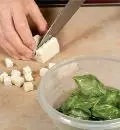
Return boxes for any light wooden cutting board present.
[0,7,120,130]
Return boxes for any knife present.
[37,0,85,48]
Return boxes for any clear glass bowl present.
[38,57,120,130]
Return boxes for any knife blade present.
[37,0,85,48]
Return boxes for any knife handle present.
[35,0,68,7]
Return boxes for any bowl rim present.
[38,56,120,129]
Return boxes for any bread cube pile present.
[1,57,56,92]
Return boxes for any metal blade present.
[37,0,85,48]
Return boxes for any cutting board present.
[0,7,120,130]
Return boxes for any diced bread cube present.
[23,66,32,75]
[24,73,33,81]
[4,58,13,68]
[0,72,8,83]
[35,37,60,63]
[4,76,12,87]
[34,35,41,46]
[11,76,24,87]
[11,69,21,77]
[23,82,34,92]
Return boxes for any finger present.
[0,11,33,59]
[20,56,31,61]
[1,45,19,59]
[0,24,21,59]
[1,41,30,60]
[3,43,21,59]
[0,43,13,58]
[28,2,48,35]
[0,35,21,59]
[12,3,35,50]
[0,40,20,59]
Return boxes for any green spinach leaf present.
[92,104,120,120]
[68,109,90,120]
[73,74,106,97]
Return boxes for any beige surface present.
[0,7,120,130]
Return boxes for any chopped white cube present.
[33,35,41,54]
[11,69,21,77]
[23,82,34,92]
[23,66,33,81]
[48,63,56,69]
[23,66,32,75]
[24,73,33,81]
[4,58,13,68]
[40,68,48,77]
[0,72,8,83]
[35,37,60,63]
[4,76,12,87]
[11,76,24,87]
[34,35,41,46]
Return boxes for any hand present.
[0,0,47,60]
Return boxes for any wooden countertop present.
[0,7,120,130]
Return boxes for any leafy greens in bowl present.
[57,74,120,121]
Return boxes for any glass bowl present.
[38,57,120,130]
